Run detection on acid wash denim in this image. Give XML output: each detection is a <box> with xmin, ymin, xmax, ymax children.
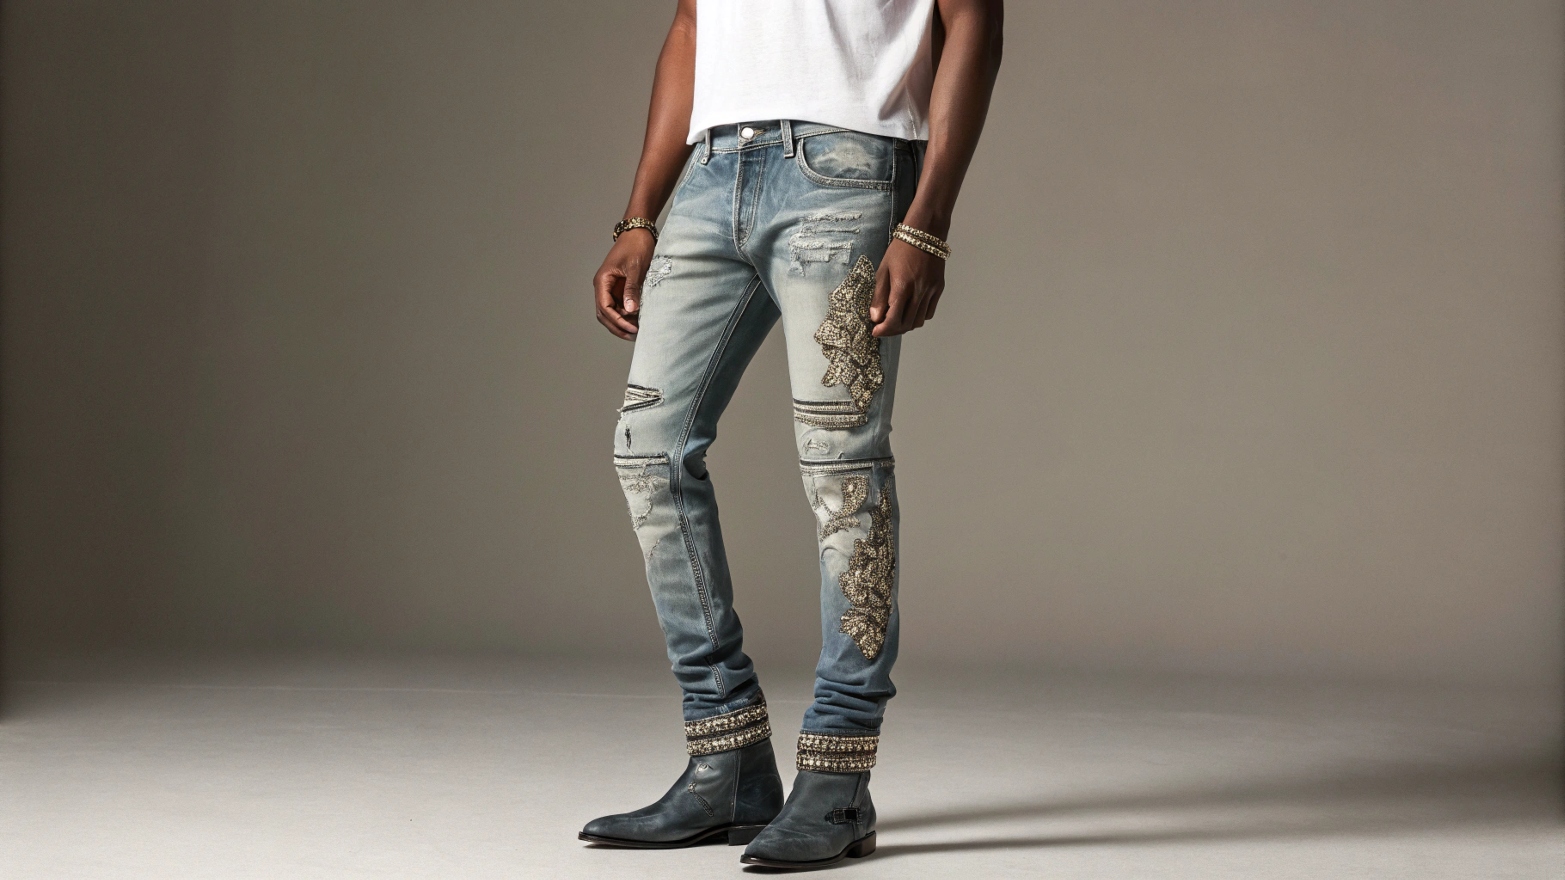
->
<box><xmin>613</xmin><ymin>120</ymin><xmax>922</xmax><ymax>771</ymax></box>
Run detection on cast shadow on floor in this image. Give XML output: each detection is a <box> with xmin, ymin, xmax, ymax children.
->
<box><xmin>866</xmin><ymin>755</ymin><xmax>1562</xmax><ymax>860</ymax></box>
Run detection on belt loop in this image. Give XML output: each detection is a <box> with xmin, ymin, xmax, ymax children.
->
<box><xmin>700</xmin><ymin>127</ymin><xmax>712</xmax><ymax>164</ymax></box>
<box><xmin>781</xmin><ymin>119</ymin><xmax>794</xmax><ymax>158</ymax></box>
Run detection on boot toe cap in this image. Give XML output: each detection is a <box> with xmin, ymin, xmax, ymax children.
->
<box><xmin>743</xmin><ymin>824</ymin><xmax>842</xmax><ymax>862</ymax></box>
<box><xmin>580</xmin><ymin>814</ymin><xmax>626</xmax><ymax>838</ymax></box>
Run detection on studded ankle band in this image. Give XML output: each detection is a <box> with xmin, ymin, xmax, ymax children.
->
<box><xmin>796</xmin><ymin>731</ymin><xmax>878</xmax><ymax>773</ymax></box>
<box><xmin>684</xmin><ymin>693</ymin><xmax>771</xmax><ymax>756</ymax></box>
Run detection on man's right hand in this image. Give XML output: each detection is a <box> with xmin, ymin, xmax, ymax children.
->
<box><xmin>594</xmin><ymin>230</ymin><xmax>656</xmax><ymax>340</ymax></box>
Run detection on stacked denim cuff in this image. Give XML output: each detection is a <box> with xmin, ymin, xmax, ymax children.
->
<box><xmin>796</xmin><ymin>731</ymin><xmax>878</xmax><ymax>773</ymax></box>
<box><xmin>684</xmin><ymin>693</ymin><xmax>772</xmax><ymax>756</ymax></box>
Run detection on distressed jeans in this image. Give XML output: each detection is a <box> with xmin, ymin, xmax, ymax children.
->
<box><xmin>614</xmin><ymin>120</ymin><xmax>921</xmax><ymax>771</ymax></box>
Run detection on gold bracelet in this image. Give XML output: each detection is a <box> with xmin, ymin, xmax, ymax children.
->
<box><xmin>892</xmin><ymin>223</ymin><xmax>950</xmax><ymax>260</ymax></box>
<box><xmin>613</xmin><ymin>217</ymin><xmax>659</xmax><ymax>242</ymax></box>
<box><xmin>893</xmin><ymin>229</ymin><xmax>949</xmax><ymax>259</ymax></box>
<box><xmin>894</xmin><ymin>223</ymin><xmax>950</xmax><ymax>253</ymax></box>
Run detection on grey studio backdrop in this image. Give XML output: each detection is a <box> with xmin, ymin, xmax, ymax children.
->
<box><xmin>2</xmin><ymin>0</ymin><xmax>1561</xmax><ymax>706</ymax></box>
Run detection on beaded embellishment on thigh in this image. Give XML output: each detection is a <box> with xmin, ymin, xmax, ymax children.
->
<box><xmin>814</xmin><ymin>255</ymin><xmax>883</xmax><ymax>412</ymax></box>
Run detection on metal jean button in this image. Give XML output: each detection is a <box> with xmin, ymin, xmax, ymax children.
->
<box><xmin>739</xmin><ymin>126</ymin><xmax>755</xmax><ymax>139</ymax></box>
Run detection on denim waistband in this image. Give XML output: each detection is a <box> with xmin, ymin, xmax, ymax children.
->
<box><xmin>701</xmin><ymin>120</ymin><xmax>858</xmax><ymax>158</ymax></box>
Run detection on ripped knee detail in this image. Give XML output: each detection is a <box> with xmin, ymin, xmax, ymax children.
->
<box><xmin>620</xmin><ymin>384</ymin><xmax>663</xmax><ymax>414</ymax></box>
<box><xmin>614</xmin><ymin>452</ymin><xmax>670</xmax><ymax>530</ymax></box>
<box><xmin>617</xmin><ymin>384</ymin><xmax>664</xmax><ymax>451</ymax></box>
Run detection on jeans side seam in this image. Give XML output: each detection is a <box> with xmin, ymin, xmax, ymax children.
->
<box><xmin>671</xmin><ymin>274</ymin><xmax>765</xmax><ymax>688</ymax></box>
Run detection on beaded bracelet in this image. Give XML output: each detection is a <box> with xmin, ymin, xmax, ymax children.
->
<box><xmin>613</xmin><ymin>217</ymin><xmax>659</xmax><ymax>242</ymax></box>
<box><xmin>892</xmin><ymin>223</ymin><xmax>950</xmax><ymax>260</ymax></box>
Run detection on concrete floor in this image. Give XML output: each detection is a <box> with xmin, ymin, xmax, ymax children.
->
<box><xmin>1</xmin><ymin>655</ymin><xmax>1559</xmax><ymax>878</ymax></box>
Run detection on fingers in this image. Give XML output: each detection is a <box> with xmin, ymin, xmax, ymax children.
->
<box><xmin>873</xmin><ymin>272</ymin><xmax>913</xmax><ymax>337</ymax></box>
<box><xmin>597</xmin><ymin>306</ymin><xmax>637</xmax><ymax>339</ymax></box>
<box><xmin>873</xmin><ymin>277</ymin><xmax>943</xmax><ymax>336</ymax></box>
<box><xmin>594</xmin><ymin>267</ymin><xmax>639</xmax><ymax>338</ymax></box>
<box><xmin>869</xmin><ymin>261</ymin><xmax>891</xmax><ymax>324</ymax></box>
<box><xmin>596</xmin><ymin>309</ymin><xmax>636</xmax><ymax>341</ymax></box>
<box><xmin>906</xmin><ymin>274</ymin><xmax>929</xmax><ymax>331</ymax></box>
<box><xmin>622</xmin><ymin>254</ymin><xmax>644</xmax><ymax>314</ymax></box>
<box><xmin>923</xmin><ymin>288</ymin><xmax>943</xmax><ymax>322</ymax></box>
<box><xmin>908</xmin><ymin>282</ymin><xmax>929</xmax><ymax>330</ymax></box>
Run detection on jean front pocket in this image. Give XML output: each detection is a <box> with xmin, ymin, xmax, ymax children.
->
<box><xmin>795</xmin><ymin>131</ymin><xmax>896</xmax><ymax>191</ymax></box>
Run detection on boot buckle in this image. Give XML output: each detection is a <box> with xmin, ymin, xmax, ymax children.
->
<box><xmin>826</xmin><ymin>807</ymin><xmax>862</xmax><ymax>825</ymax></box>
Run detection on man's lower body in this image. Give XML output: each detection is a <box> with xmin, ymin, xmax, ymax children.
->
<box><xmin>581</xmin><ymin>120</ymin><xmax>920</xmax><ymax>868</ymax></box>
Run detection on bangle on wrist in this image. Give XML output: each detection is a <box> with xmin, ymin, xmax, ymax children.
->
<box><xmin>613</xmin><ymin>217</ymin><xmax>659</xmax><ymax>242</ymax></box>
<box><xmin>892</xmin><ymin>223</ymin><xmax>950</xmax><ymax>260</ymax></box>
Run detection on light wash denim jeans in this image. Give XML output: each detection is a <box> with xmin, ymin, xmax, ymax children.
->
<box><xmin>613</xmin><ymin>120</ymin><xmax>921</xmax><ymax>770</ymax></box>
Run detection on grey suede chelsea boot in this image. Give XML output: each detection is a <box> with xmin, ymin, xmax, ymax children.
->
<box><xmin>739</xmin><ymin>769</ymin><xmax>877</xmax><ymax>869</ymax></box>
<box><xmin>579</xmin><ymin>737</ymin><xmax>784</xmax><ymax>848</ymax></box>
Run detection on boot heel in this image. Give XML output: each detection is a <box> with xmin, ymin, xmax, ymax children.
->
<box><xmin>847</xmin><ymin>831</ymin><xmax>876</xmax><ymax>858</ymax></box>
<box><xmin>726</xmin><ymin>825</ymin><xmax>765</xmax><ymax>845</ymax></box>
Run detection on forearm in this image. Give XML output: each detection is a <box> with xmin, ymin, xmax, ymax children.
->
<box><xmin>902</xmin><ymin>0</ymin><xmax>1004</xmax><ymax>240</ymax></box>
<box><xmin>623</xmin><ymin>1</ymin><xmax>698</xmax><ymax>222</ymax></box>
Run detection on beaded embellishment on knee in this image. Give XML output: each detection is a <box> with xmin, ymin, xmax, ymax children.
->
<box><xmin>796</xmin><ymin>731</ymin><xmax>878</xmax><ymax>773</ymax></box>
<box><xmin>836</xmin><ymin>475</ymin><xmax>895</xmax><ymax>660</ymax></box>
<box><xmin>685</xmin><ymin>693</ymin><xmax>772</xmax><ymax>756</ymax></box>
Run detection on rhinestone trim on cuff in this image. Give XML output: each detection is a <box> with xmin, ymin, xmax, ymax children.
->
<box><xmin>796</xmin><ymin>731</ymin><xmax>878</xmax><ymax>773</ymax></box>
<box><xmin>684</xmin><ymin>699</ymin><xmax>768</xmax><ymax>738</ymax></box>
<box><xmin>688</xmin><ymin>721</ymin><xmax>773</xmax><ymax>756</ymax></box>
<box><xmin>685</xmin><ymin>694</ymin><xmax>771</xmax><ymax>756</ymax></box>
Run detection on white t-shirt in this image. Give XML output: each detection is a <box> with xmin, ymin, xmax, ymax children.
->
<box><xmin>687</xmin><ymin>0</ymin><xmax>936</xmax><ymax>145</ymax></box>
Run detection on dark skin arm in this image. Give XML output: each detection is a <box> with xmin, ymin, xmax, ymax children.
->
<box><xmin>872</xmin><ymin>0</ymin><xmax>1004</xmax><ymax>336</ymax></box>
<box><xmin>594</xmin><ymin>0</ymin><xmax>1003</xmax><ymax>340</ymax></box>
<box><xmin>594</xmin><ymin>0</ymin><xmax>697</xmax><ymax>340</ymax></box>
